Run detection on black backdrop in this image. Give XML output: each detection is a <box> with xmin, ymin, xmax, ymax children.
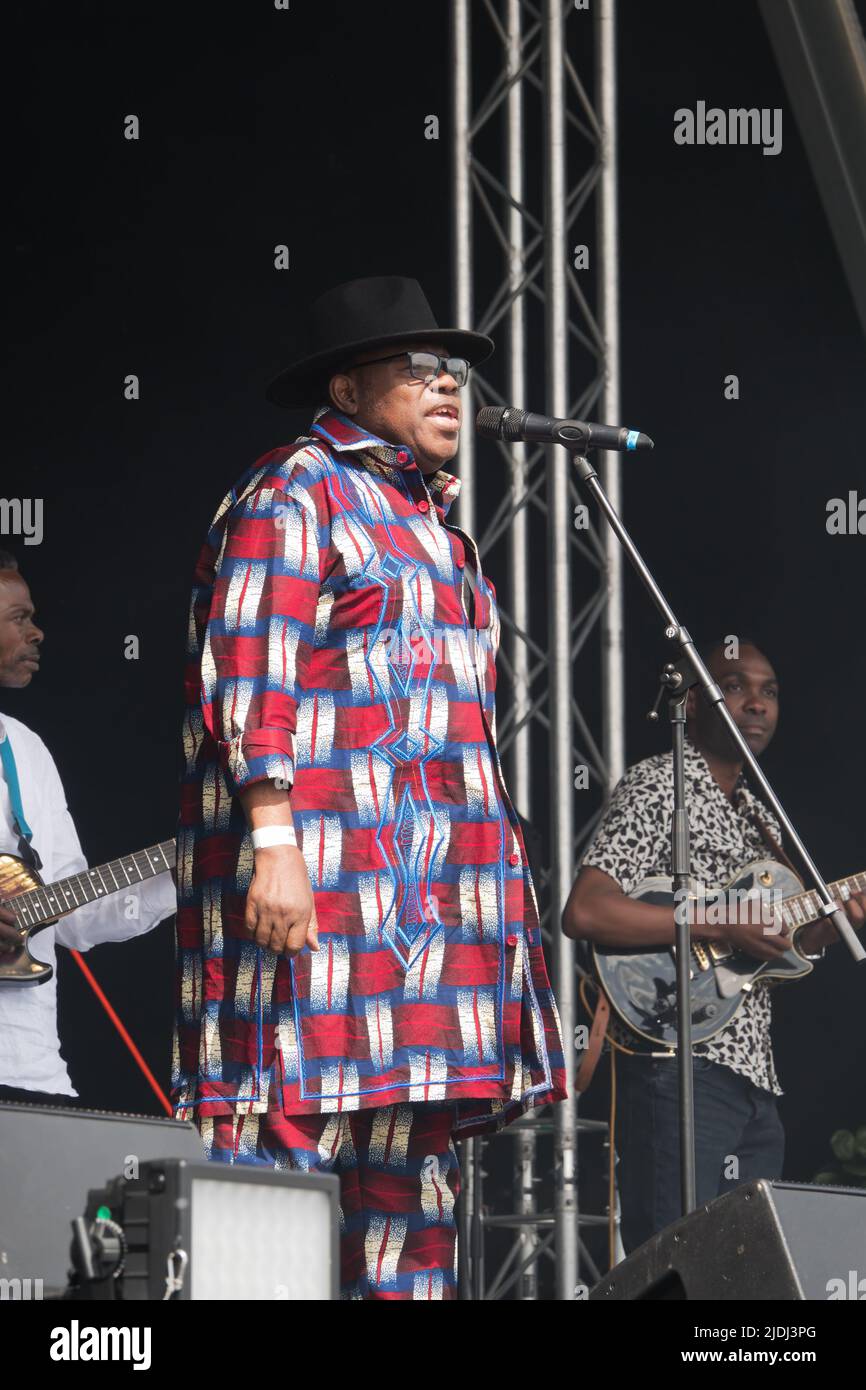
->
<box><xmin>6</xmin><ymin>1</ymin><xmax>865</xmax><ymax>1189</ymax></box>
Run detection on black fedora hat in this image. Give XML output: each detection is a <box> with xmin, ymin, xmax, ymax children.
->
<box><xmin>266</xmin><ymin>275</ymin><xmax>494</xmax><ymax>408</ymax></box>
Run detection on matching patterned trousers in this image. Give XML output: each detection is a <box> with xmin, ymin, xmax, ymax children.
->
<box><xmin>204</xmin><ymin>1103</ymin><xmax>460</xmax><ymax>1300</ymax></box>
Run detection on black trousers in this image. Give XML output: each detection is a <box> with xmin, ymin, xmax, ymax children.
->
<box><xmin>615</xmin><ymin>1053</ymin><xmax>785</xmax><ymax>1253</ymax></box>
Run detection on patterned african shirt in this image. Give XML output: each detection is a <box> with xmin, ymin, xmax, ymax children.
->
<box><xmin>581</xmin><ymin>739</ymin><xmax>783</xmax><ymax>1095</ymax></box>
<box><xmin>173</xmin><ymin>406</ymin><xmax>566</xmax><ymax>1133</ymax></box>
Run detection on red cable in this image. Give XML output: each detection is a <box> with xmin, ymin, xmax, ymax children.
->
<box><xmin>70</xmin><ymin>949</ymin><xmax>173</xmax><ymax>1117</ymax></box>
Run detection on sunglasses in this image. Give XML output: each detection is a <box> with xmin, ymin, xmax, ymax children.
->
<box><xmin>352</xmin><ymin>350</ymin><xmax>470</xmax><ymax>388</ymax></box>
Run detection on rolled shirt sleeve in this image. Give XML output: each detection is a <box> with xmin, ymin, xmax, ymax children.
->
<box><xmin>30</xmin><ymin>740</ymin><xmax>176</xmax><ymax>952</ymax></box>
<box><xmin>580</xmin><ymin>764</ymin><xmax>670</xmax><ymax>896</ymax></box>
<box><xmin>199</xmin><ymin>483</ymin><xmax>321</xmax><ymax>795</ymax></box>
<box><xmin>54</xmin><ymin>869</ymin><xmax>176</xmax><ymax>952</ymax></box>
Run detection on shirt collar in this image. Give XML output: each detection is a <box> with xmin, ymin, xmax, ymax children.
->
<box><xmin>685</xmin><ymin>736</ymin><xmax>751</xmax><ymax>808</ymax></box>
<box><xmin>309</xmin><ymin>406</ymin><xmax>461</xmax><ymax>516</ymax></box>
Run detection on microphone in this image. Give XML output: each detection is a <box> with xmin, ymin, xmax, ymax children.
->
<box><xmin>476</xmin><ymin>406</ymin><xmax>654</xmax><ymax>453</ymax></box>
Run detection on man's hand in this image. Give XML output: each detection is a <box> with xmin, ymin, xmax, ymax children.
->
<box><xmin>720</xmin><ymin>914</ymin><xmax>794</xmax><ymax>961</ymax></box>
<box><xmin>797</xmin><ymin>890</ymin><xmax>866</xmax><ymax>957</ymax></box>
<box><xmin>0</xmin><ymin>902</ymin><xmax>21</xmax><ymax>956</ymax></box>
<box><xmin>845</xmin><ymin>891</ymin><xmax>866</xmax><ymax>930</ymax></box>
<box><xmin>244</xmin><ymin>846</ymin><xmax>319</xmax><ymax>958</ymax></box>
<box><xmin>704</xmin><ymin>891</ymin><xmax>794</xmax><ymax>962</ymax></box>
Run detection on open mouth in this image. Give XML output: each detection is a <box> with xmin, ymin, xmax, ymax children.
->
<box><xmin>428</xmin><ymin>405</ymin><xmax>459</xmax><ymax>423</ymax></box>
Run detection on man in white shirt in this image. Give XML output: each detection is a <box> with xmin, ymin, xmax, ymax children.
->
<box><xmin>0</xmin><ymin>550</ymin><xmax>176</xmax><ymax>1102</ymax></box>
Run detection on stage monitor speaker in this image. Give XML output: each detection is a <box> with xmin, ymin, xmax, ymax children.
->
<box><xmin>73</xmin><ymin>1158</ymin><xmax>339</xmax><ymax>1300</ymax></box>
<box><xmin>0</xmin><ymin>1101</ymin><xmax>204</xmax><ymax>1295</ymax></box>
<box><xmin>590</xmin><ymin>1180</ymin><xmax>866</xmax><ymax>1301</ymax></box>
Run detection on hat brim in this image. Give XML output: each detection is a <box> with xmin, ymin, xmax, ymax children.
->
<box><xmin>265</xmin><ymin>328</ymin><xmax>495</xmax><ymax>408</ymax></box>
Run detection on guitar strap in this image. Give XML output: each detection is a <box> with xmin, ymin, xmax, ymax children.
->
<box><xmin>746</xmin><ymin>802</ymin><xmax>799</xmax><ymax>878</ymax></box>
<box><xmin>574</xmin><ymin>985</ymin><xmax>610</xmax><ymax>1093</ymax></box>
<box><xmin>0</xmin><ymin>718</ymin><xmax>42</xmax><ymax>872</ymax></box>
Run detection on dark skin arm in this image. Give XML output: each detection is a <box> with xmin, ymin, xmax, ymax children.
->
<box><xmin>562</xmin><ymin>865</ymin><xmax>794</xmax><ymax>961</ymax></box>
<box><xmin>238</xmin><ymin>782</ymin><xmax>318</xmax><ymax>958</ymax></box>
<box><xmin>563</xmin><ymin>866</ymin><xmax>866</xmax><ymax>960</ymax></box>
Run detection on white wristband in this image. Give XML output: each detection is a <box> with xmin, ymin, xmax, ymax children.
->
<box><xmin>251</xmin><ymin>825</ymin><xmax>297</xmax><ymax>851</ymax></box>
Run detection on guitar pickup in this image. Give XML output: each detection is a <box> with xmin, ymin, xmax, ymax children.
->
<box><xmin>691</xmin><ymin>944</ymin><xmax>711</xmax><ymax>971</ymax></box>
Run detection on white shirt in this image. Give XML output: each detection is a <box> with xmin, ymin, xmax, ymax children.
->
<box><xmin>0</xmin><ymin>712</ymin><xmax>176</xmax><ymax>1095</ymax></box>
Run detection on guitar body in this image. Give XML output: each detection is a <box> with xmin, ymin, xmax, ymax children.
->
<box><xmin>592</xmin><ymin>858</ymin><xmax>814</xmax><ymax>1049</ymax></box>
<box><xmin>0</xmin><ymin>853</ymin><xmax>56</xmax><ymax>985</ymax></box>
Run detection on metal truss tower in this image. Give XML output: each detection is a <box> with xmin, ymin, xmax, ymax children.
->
<box><xmin>450</xmin><ymin>0</ymin><xmax>625</xmax><ymax>1300</ymax></box>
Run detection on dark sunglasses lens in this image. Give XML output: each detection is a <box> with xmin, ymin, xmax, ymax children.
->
<box><xmin>408</xmin><ymin>353</ymin><xmax>469</xmax><ymax>386</ymax></box>
<box><xmin>409</xmin><ymin>352</ymin><xmax>440</xmax><ymax>379</ymax></box>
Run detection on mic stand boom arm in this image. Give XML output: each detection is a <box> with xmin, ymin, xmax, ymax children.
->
<box><xmin>569</xmin><ymin>450</ymin><xmax>866</xmax><ymax>1220</ymax></box>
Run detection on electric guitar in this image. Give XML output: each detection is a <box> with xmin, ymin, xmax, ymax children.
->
<box><xmin>592</xmin><ymin>858</ymin><xmax>866</xmax><ymax>1048</ymax></box>
<box><xmin>0</xmin><ymin>840</ymin><xmax>176</xmax><ymax>986</ymax></box>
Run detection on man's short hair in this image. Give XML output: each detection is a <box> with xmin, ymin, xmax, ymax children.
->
<box><xmin>0</xmin><ymin>549</ymin><xmax>19</xmax><ymax>573</ymax></box>
<box><xmin>699</xmin><ymin>634</ymin><xmax>769</xmax><ymax>666</ymax></box>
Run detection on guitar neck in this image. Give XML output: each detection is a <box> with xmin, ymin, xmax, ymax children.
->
<box><xmin>11</xmin><ymin>840</ymin><xmax>176</xmax><ymax>930</ymax></box>
<box><xmin>781</xmin><ymin>870</ymin><xmax>866</xmax><ymax>932</ymax></box>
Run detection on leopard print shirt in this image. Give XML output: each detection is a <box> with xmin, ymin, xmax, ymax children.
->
<box><xmin>581</xmin><ymin>739</ymin><xmax>783</xmax><ymax>1095</ymax></box>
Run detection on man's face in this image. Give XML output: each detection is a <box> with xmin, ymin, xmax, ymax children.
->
<box><xmin>0</xmin><ymin>575</ymin><xmax>43</xmax><ymax>689</ymax></box>
<box><xmin>688</xmin><ymin>643</ymin><xmax>779</xmax><ymax>759</ymax></box>
<box><xmin>329</xmin><ymin>341</ymin><xmax>463</xmax><ymax>475</ymax></box>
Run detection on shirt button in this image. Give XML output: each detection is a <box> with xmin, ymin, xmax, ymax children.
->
<box><xmin>417</xmin><ymin>499</ymin><xmax>429</xmax><ymax>514</ymax></box>
<box><xmin>396</xmin><ymin>449</ymin><xmax>410</xmax><ymax>464</ymax></box>
<box><xmin>509</xmin><ymin>852</ymin><xmax>520</xmax><ymax>867</ymax></box>
<box><xmin>506</xmin><ymin>934</ymin><xmax>519</xmax><ymax>948</ymax></box>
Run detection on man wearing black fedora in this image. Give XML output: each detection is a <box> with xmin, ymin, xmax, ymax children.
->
<box><xmin>174</xmin><ymin>275</ymin><xmax>565</xmax><ymax>1299</ymax></box>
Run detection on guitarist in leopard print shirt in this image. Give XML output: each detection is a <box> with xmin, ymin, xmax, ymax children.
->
<box><xmin>562</xmin><ymin>638</ymin><xmax>866</xmax><ymax>1253</ymax></box>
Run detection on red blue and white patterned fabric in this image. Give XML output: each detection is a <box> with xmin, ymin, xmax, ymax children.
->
<box><xmin>204</xmin><ymin>1102</ymin><xmax>460</xmax><ymax>1300</ymax></box>
<box><xmin>174</xmin><ymin>406</ymin><xmax>566</xmax><ymax>1133</ymax></box>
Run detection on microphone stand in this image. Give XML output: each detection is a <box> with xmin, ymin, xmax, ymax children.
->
<box><xmin>568</xmin><ymin>446</ymin><xmax>866</xmax><ymax>1223</ymax></box>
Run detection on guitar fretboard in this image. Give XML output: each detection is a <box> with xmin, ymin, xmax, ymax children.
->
<box><xmin>781</xmin><ymin>872</ymin><xmax>866</xmax><ymax>932</ymax></box>
<box><xmin>10</xmin><ymin>840</ymin><xmax>176</xmax><ymax>930</ymax></box>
